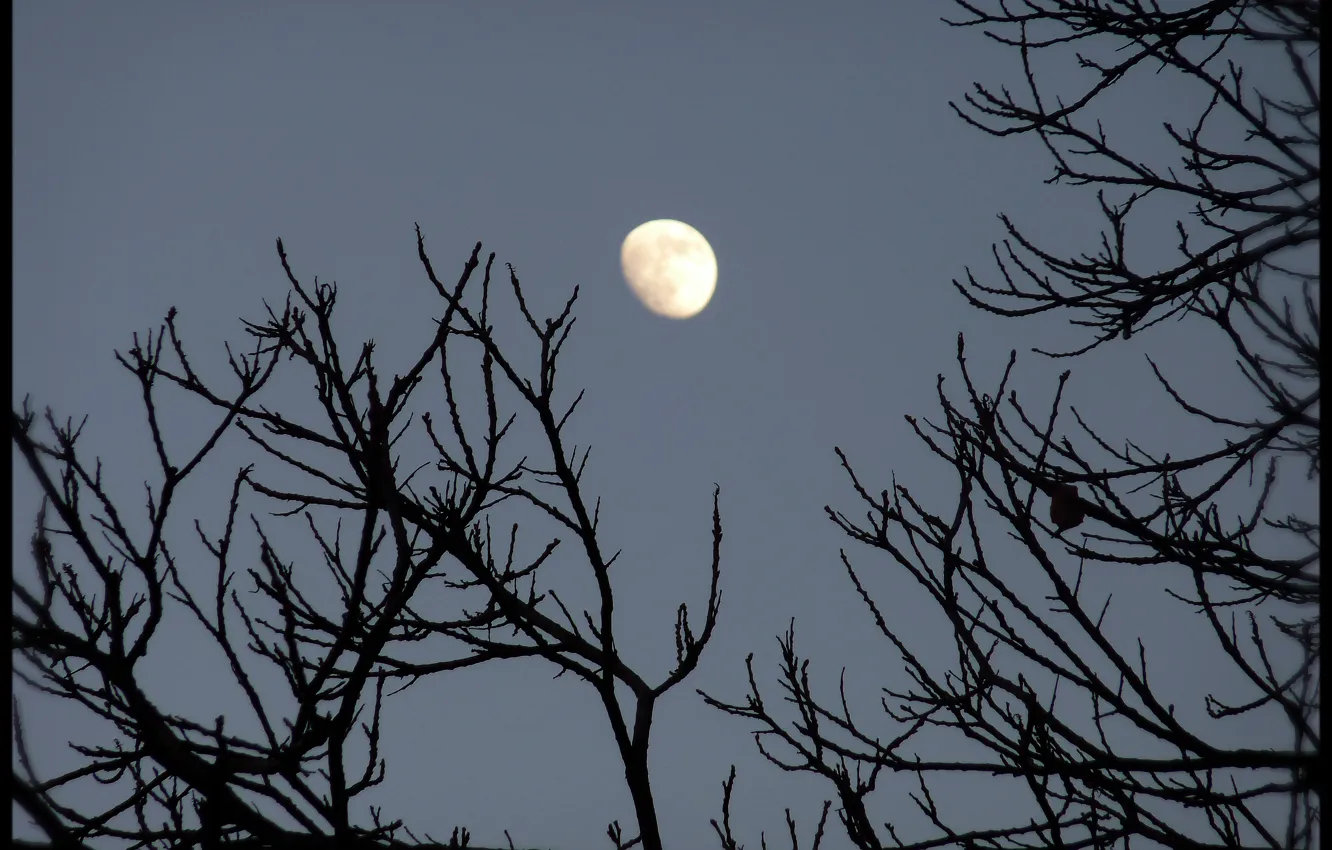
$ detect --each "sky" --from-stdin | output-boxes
[12,3,1311,848]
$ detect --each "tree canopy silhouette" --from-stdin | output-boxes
[12,2,1318,850]
[13,232,722,850]
[705,2,1319,848]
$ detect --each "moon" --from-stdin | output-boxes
[620,219,717,319]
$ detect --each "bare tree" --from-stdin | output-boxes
[705,2,1318,847]
[12,230,723,850]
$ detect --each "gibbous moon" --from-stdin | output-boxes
[620,219,717,319]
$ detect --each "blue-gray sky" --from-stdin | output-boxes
[13,3,1306,848]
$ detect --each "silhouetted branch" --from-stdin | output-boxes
[14,229,725,849]
[712,2,1318,847]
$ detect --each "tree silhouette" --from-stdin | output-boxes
[13,230,722,850]
[705,2,1319,848]
[12,3,1319,849]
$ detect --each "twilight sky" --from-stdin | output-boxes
[12,3,1306,848]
